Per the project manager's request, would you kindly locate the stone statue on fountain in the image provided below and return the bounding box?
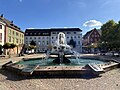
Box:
[44,32,80,64]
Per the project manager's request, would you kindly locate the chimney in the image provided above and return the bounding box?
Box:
[1,14,3,18]
[11,21,13,23]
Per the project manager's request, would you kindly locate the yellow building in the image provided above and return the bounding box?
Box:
[0,14,24,55]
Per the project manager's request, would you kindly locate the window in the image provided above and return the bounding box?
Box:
[91,38,93,41]
[52,32,56,34]
[9,30,11,34]
[9,36,11,42]
[78,41,80,44]
[42,37,44,39]
[13,38,14,43]
[16,38,18,43]
[34,37,36,39]
[26,33,28,35]
[52,37,54,39]
[34,33,36,35]
[74,32,76,34]
[78,36,80,38]
[74,36,76,38]
[20,39,21,43]
[43,33,48,35]
[13,31,14,35]
[38,33,40,35]
[42,41,45,45]
[26,37,28,39]
[22,40,23,44]
[46,37,49,39]
[0,25,2,29]
[95,38,97,42]
[38,37,40,39]
[30,37,32,39]
[26,41,28,43]
[67,32,71,34]
[16,32,19,36]
[38,41,41,45]
[47,41,49,45]
[67,36,69,39]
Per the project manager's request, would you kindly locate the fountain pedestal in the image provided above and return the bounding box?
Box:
[53,54,71,64]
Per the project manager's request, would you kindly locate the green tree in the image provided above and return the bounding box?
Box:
[3,43,16,57]
[10,43,16,49]
[100,20,117,51]
[28,45,35,50]
[100,20,120,53]
[3,43,11,56]
[30,40,36,46]
[68,38,76,48]
[3,43,10,49]
[101,20,116,42]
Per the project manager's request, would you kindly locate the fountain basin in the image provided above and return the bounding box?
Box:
[2,57,119,76]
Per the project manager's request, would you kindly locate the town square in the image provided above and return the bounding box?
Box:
[0,0,120,90]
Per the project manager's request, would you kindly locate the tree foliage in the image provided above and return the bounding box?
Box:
[100,20,120,51]
[28,45,35,50]
[68,38,76,48]
[30,40,36,46]
[10,43,16,49]
[3,43,11,49]
[3,43,16,49]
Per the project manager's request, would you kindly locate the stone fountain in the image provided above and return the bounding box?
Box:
[43,32,80,64]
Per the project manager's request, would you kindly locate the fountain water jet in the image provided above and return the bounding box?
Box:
[43,32,80,64]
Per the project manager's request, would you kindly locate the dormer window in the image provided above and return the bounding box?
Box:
[26,33,28,35]
[34,33,36,35]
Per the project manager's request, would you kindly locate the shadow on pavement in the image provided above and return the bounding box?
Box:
[0,69,101,81]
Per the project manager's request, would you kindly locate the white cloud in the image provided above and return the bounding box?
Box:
[83,20,102,27]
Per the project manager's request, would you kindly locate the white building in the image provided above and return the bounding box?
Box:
[0,19,5,46]
[24,28,82,53]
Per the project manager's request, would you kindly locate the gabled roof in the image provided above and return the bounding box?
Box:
[0,16,24,33]
[83,30,93,39]
[83,28,100,39]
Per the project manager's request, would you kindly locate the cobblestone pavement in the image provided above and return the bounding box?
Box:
[0,69,120,90]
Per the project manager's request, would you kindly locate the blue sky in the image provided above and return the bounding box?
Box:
[0,0,120,35]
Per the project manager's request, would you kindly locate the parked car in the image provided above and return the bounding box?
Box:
[26,49,34,54]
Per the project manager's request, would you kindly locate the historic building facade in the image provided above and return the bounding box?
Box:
[82,28,101,53]
[25,28,82,53]
[0,14,24,55]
